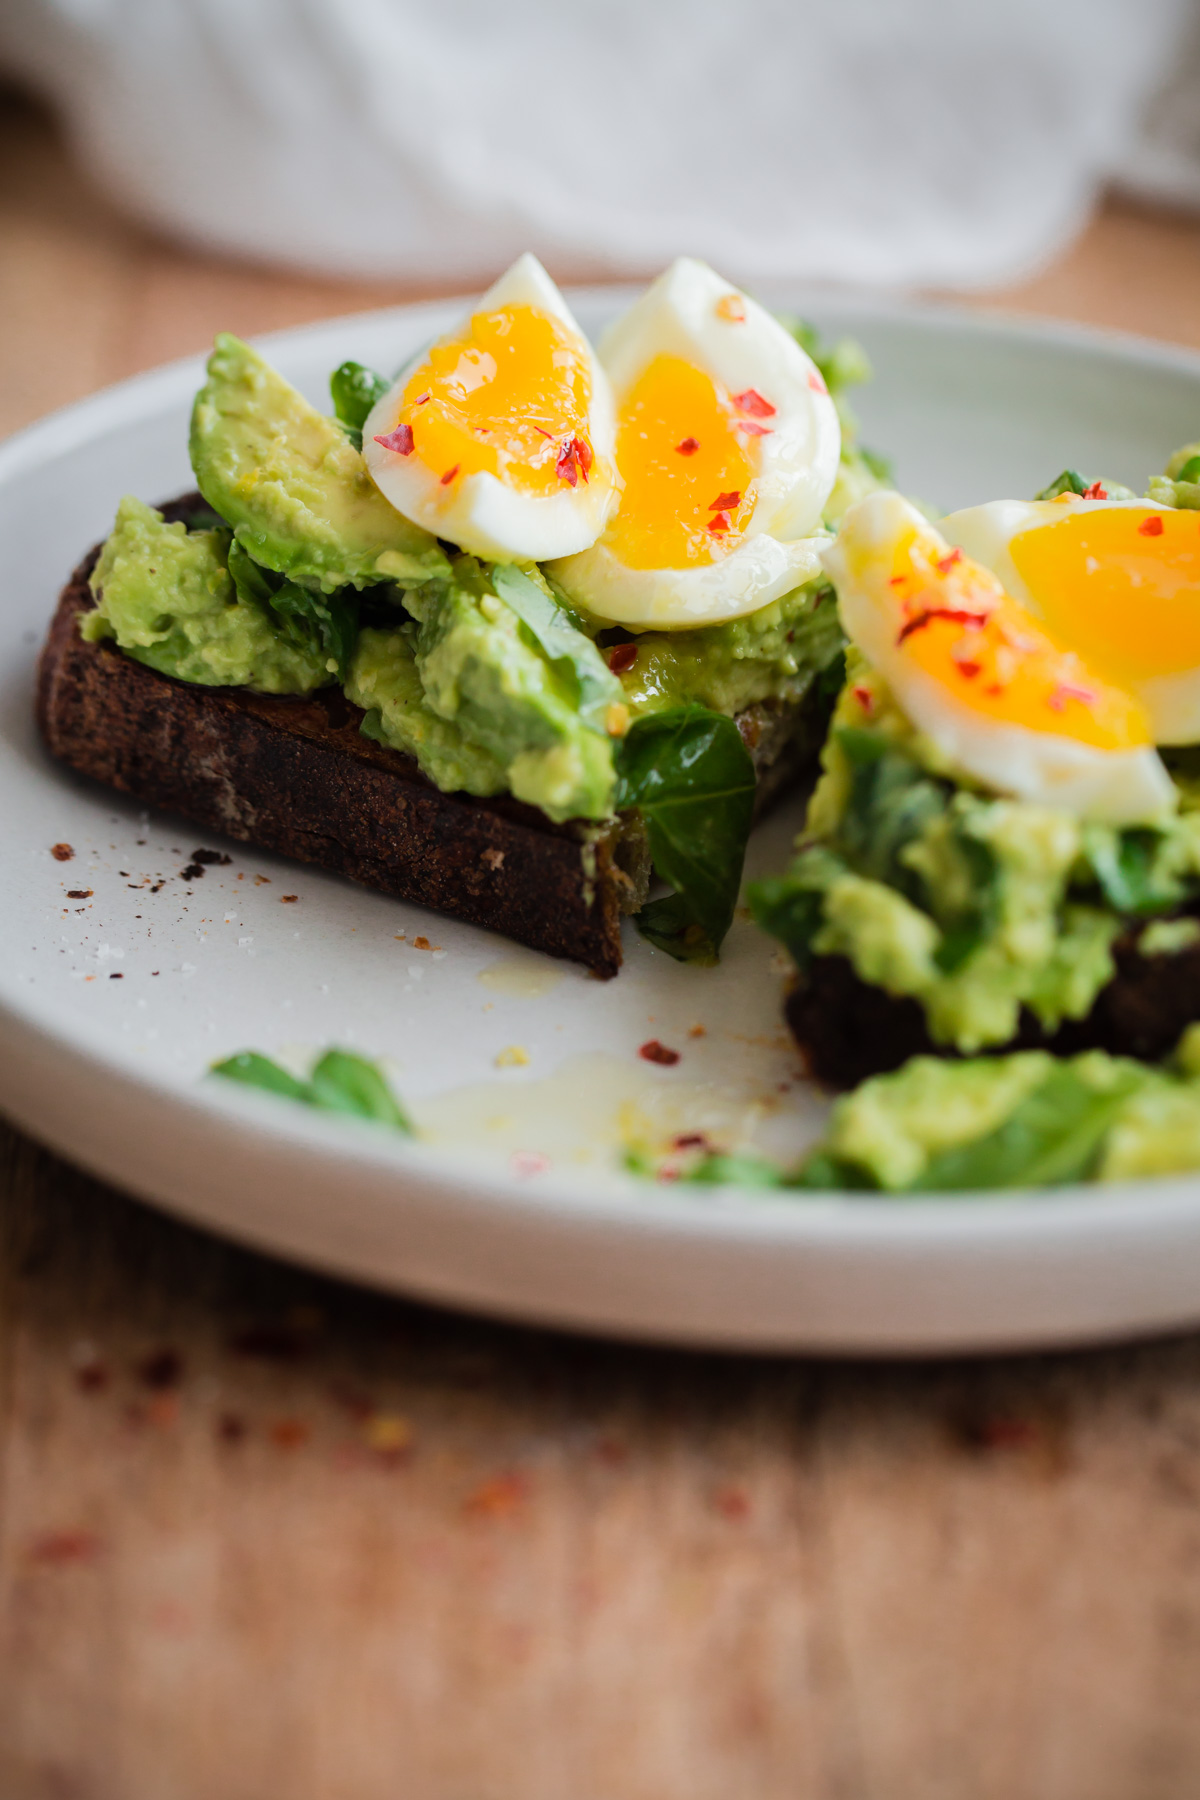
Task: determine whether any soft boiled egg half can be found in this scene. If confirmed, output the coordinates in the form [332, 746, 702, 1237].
[825, 492, 1175, 825]
[547, 258, 842, 629]
[363, 254, 618, 563]
[940, 494, 1200, 743]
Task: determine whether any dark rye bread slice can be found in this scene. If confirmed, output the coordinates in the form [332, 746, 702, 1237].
[787, 930, 1200, 1090]
[38, 496, 822, 978]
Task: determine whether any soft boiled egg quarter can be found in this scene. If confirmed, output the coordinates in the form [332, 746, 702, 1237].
[940, 495, 1200, 744]
[364, 254, 618, 562]
[547, 258, 842, 629]
[825, 492, 1176, 826]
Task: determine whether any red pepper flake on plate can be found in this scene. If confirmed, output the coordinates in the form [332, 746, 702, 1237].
[1082, 480, 1108, 499]
[675, 437, 699, 455]
[935, 547, 963, 574]
[1139, 515, 1165, 536]
[440, 463, 460, 486]
[709, 490, 741, 511]
[607, 642, 638, 675]
[639, 1039, 680, 1066]
[50, 843, 74, 862]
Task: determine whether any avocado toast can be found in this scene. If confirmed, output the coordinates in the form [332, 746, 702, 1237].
[753, 477, 1200, 1087]
[39, 260, 878, 975]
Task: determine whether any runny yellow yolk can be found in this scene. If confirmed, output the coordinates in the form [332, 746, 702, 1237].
[882, 529, 1152, 751]
[1010, 506, 1200, 683]
[602, 354, 757, 569]
[393, 303, 594, 494]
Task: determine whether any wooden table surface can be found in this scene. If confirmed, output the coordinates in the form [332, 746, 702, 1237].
[7, 85, 1200, 1800]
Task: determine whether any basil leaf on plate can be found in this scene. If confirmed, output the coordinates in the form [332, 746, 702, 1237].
[615, 704, 756, 963]
[912, 1063, 1145, 1191]
[330, 360, 390, 449]
[211, 1047, 411, 1132]
[490, 562, 622, 730]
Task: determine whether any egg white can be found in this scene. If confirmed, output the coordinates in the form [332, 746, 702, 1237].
[941, 495, 1200, 742]
[547, 257, 841, 629]
[363, 253, 618, 564]
[826, 492, 1176, 826]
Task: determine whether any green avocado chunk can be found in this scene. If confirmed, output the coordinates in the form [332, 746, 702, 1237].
[84, 496, 332, 693]
[189, 334, 448, 594]
[346, 625, 508, 798]
[389, 557, 618, 822]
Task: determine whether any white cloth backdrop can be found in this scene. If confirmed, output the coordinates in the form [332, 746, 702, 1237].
[1, 0, 1196, 288]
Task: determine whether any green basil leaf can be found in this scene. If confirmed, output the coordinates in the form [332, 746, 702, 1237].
[309, 1049, 412, 1130]
[932, 826, 1000, 974]
[1083, 825, 1189, 916]
[211, 1046, 411, 1132]
[616, 704, 756, 962]
[330, 360, 390, 448]
[684, 1152, 789, 1188]
[747, 865, 835, 972]
[228, 537, 360, 679]
[210, 1051, 312, 1102]
[490, 562, 621, 730]
[914, 1064, 1144, 1191]
[1035, 469, 1089, 501]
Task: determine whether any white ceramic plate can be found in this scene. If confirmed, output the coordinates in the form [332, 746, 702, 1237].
[7, 291, 1200, 1355]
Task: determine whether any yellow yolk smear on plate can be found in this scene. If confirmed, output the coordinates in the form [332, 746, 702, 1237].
[886, 528, 1152, 751]
[601, 354, 757, 569]
[1010, 505, 1200, 685]
[396, 303, 596, 496]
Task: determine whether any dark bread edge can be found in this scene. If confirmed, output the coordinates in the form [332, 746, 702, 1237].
[37, 498, 636, 976]
[786, 929, 1200, 1090]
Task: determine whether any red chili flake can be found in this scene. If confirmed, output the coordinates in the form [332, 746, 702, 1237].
[269, 1418, 310, 1450]
[1048, 681, 1096, 713]
[709, 490, 741, 511]
[956, 660, 981, 679]
[675, 437, 700, 455]
[935, 547, 963, 574]
[733, 388, 776, 418]
[896, 606, 990, 646]
[807, 370, 829, 395]
[639, 1039, 680, 1066]
[281, 893, 298, 903]
[984, 683, 1003, 696]
[555, 435, 591, 486]
[511, 1149, 551, 1178]
[534, 425, 554, 439]
[713, 1484, 751, 1521]
[1082, 481, 1108, 500]
[413, 392, 430, 406]
[851, 684, 873, 712]
[734, 420, 773, 438]
[440, 464, 460, 486]
[50, 843, 74, 862]
[672, 1132, 709, 1150]
[66, 889, 92, 899]
[607, 642, 638, 675]
[465, 1470, 530, 1518]
[26, 1529, 101, 1567]
[707, 511, 732, 535]
[1139, 515, 1165, 536]
[374, 422, 414, 455]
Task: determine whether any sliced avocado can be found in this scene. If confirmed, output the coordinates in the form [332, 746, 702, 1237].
[189, 335, 448, 595]
[346, 624, 508, 798]
[84, 496, 332, 693]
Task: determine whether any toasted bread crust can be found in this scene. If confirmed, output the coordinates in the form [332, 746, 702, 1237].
[37, 499, 636, 975]
[787, 931, 1200, 1090]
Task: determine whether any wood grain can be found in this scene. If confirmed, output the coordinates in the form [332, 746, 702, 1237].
[7, 80, 1200, 1800]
